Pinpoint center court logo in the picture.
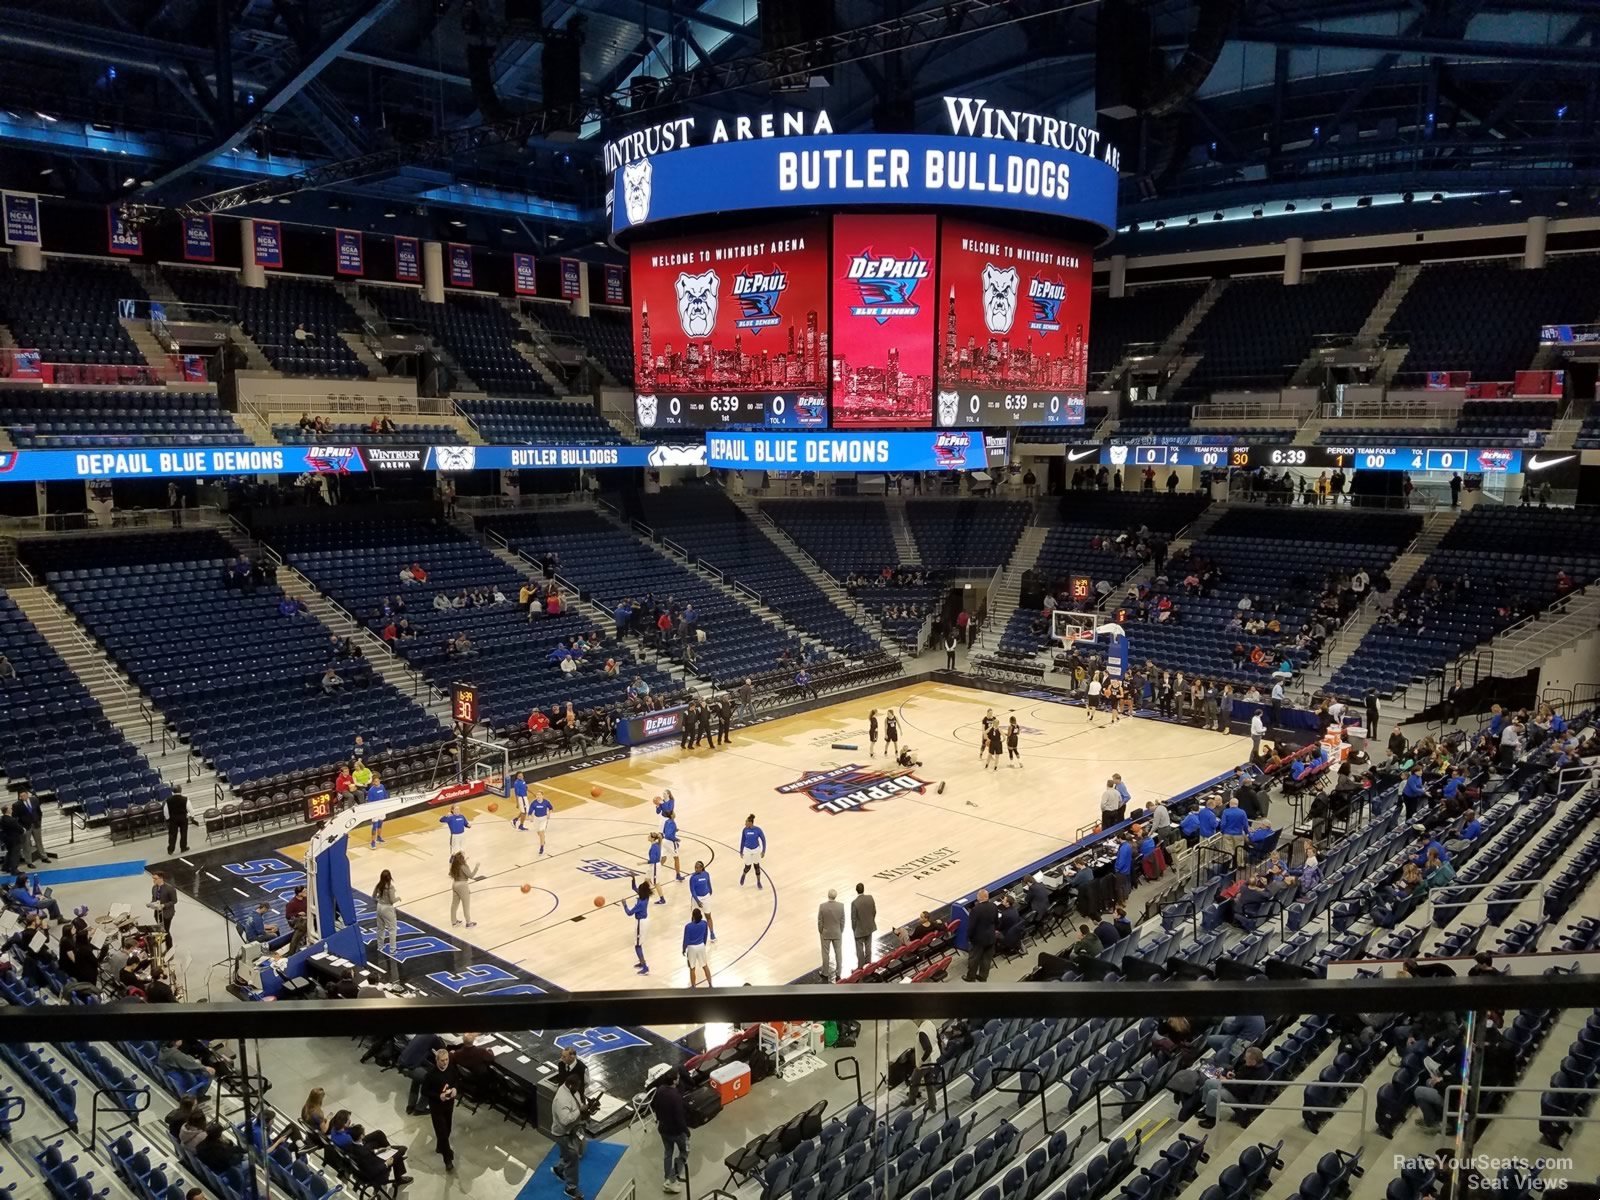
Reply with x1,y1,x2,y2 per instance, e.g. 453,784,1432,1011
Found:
847,250,928,323
777,764,930,815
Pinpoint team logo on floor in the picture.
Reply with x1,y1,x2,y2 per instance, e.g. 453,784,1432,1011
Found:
577,858,636,881
777,764,930,815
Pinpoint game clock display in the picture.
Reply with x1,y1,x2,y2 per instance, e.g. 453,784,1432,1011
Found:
640,391,827,429
1242,446,1524,473
934,218,1093,428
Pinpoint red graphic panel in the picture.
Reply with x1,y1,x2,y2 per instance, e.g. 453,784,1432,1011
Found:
936,219,1092,425
630,219,829,398
830,213,938,428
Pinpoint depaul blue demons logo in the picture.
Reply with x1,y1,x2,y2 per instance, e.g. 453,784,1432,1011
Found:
733,268,787,334
847,250,929,323
1029,276,1066,333
778,764,930,814
933,431,974,467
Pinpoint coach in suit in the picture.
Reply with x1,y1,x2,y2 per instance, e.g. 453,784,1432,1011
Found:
963,889,999,982
850,883,877,968
817,890,846,982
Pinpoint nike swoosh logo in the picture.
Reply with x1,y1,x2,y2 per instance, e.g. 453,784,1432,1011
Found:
1067,448,1097,462
1528,454,1575,471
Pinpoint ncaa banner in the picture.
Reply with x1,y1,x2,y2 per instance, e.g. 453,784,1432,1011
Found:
395,236,421,282
335,229,364,276
704,430,989,472
2,192,41,246
559,257,582,299
107,208,143,257
513,253,538,296
253,219,284,268
182,214,215,262
448,243,474,288
604,264,626,304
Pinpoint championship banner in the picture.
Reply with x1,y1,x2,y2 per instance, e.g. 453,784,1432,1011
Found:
395,236,421,282
559,258,582,299
513,253,538,296
448,243,474,288
253,219,284,268
182,214,215,262
604,264,626,304
2,192,41,246
107,208,142,257
334,229,364,277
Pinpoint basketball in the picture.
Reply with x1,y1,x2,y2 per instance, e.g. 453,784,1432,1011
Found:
593,896,606,908
487,801,499,813
520,883,531,894
590,786,602,797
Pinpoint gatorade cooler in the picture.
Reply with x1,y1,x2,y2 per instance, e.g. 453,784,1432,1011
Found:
710,1061,751,1105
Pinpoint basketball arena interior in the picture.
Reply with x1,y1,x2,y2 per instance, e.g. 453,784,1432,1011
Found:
0,1,1598,1198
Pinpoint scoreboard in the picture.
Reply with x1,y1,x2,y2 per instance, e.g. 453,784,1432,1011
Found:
644,393,827,429
1239,446,1524,473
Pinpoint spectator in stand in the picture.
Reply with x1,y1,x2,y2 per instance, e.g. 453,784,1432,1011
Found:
1219,798,1250,864
285,886,308,926
422,1045,461,1171
1198,1045,1270,1128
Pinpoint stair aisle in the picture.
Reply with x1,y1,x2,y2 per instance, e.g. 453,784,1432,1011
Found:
886,496,921,565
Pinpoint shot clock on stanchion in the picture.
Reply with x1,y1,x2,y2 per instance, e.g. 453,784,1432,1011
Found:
452,682,480,729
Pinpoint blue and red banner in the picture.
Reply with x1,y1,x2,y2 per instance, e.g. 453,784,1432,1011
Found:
107,207,142,257
335,228,364,276
448,243,474,288
2,192,40,246
513,253,538,296
395,236,421,283
559,258,582,300
604,264,626,305
252,219,283,269
182,214,215,262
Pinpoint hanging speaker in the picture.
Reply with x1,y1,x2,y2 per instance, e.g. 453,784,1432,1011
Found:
1095,0,1150,120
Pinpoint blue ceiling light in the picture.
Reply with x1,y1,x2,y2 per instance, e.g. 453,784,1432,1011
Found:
352,114,361,125
1312,126,1320,138
107,67,117,81
1557,104,1569,119
246,94,256,106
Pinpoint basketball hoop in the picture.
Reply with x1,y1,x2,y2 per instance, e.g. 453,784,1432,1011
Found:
1051,609,1101,649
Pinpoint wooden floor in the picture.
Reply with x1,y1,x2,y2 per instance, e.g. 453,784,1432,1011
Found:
316,682,1246,994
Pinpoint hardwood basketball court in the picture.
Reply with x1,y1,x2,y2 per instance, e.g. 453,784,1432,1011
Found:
292,681,1244,1002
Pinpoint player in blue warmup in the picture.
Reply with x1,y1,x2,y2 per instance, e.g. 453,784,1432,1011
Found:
511,772,529,828
440,805,470,854
683,907,711,988
661,811,684,881
527,792,553,854
623,881,653,974
646,833,670,903
738,814,767,889
688,860,715,941
364,771,390,849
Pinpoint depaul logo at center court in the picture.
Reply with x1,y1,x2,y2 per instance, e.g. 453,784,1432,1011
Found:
777,764,930,814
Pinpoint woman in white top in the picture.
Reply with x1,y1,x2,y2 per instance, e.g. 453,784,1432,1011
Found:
1086,673,1103,722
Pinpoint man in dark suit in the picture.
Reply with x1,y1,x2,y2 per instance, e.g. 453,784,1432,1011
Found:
962,888,999,982
1025,875,1051,920
15,790,52,865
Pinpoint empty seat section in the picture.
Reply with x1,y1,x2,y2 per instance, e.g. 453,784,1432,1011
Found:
0,258,147,366
361,286,550,397
164,269,369,379
457,398,624,444
0,387,247,449
24,531,447,801
906,501,1030,573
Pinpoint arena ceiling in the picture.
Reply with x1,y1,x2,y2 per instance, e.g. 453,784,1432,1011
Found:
0,0,1594,256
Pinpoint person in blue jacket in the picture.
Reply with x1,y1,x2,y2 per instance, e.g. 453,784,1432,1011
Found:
660,811,684,881
1114,834,1135,879
623,881,653,975
683,908,711,988
646,834,669,903
511,772,529,829
365,772,390,849
440,805,470,854
737,814,767,888
688,861,715,941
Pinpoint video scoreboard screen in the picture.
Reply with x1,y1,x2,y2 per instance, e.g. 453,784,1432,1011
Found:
934,219,1092,429
629,218,830,431
830,213,939,428
1240,446,1524,473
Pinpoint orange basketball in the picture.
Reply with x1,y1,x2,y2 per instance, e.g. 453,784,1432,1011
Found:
487,802,499,813
520,883,531,894
590,786,602,797
593,895,606,908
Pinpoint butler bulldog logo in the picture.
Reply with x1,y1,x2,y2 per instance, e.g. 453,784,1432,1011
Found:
1108,444,1129,467
777,764,930,815
434,445,477,472
622,158,652,226
636,394,658,428
981,264,1019,334
937,390,962,427
647,444,708,468
674,269,720,338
